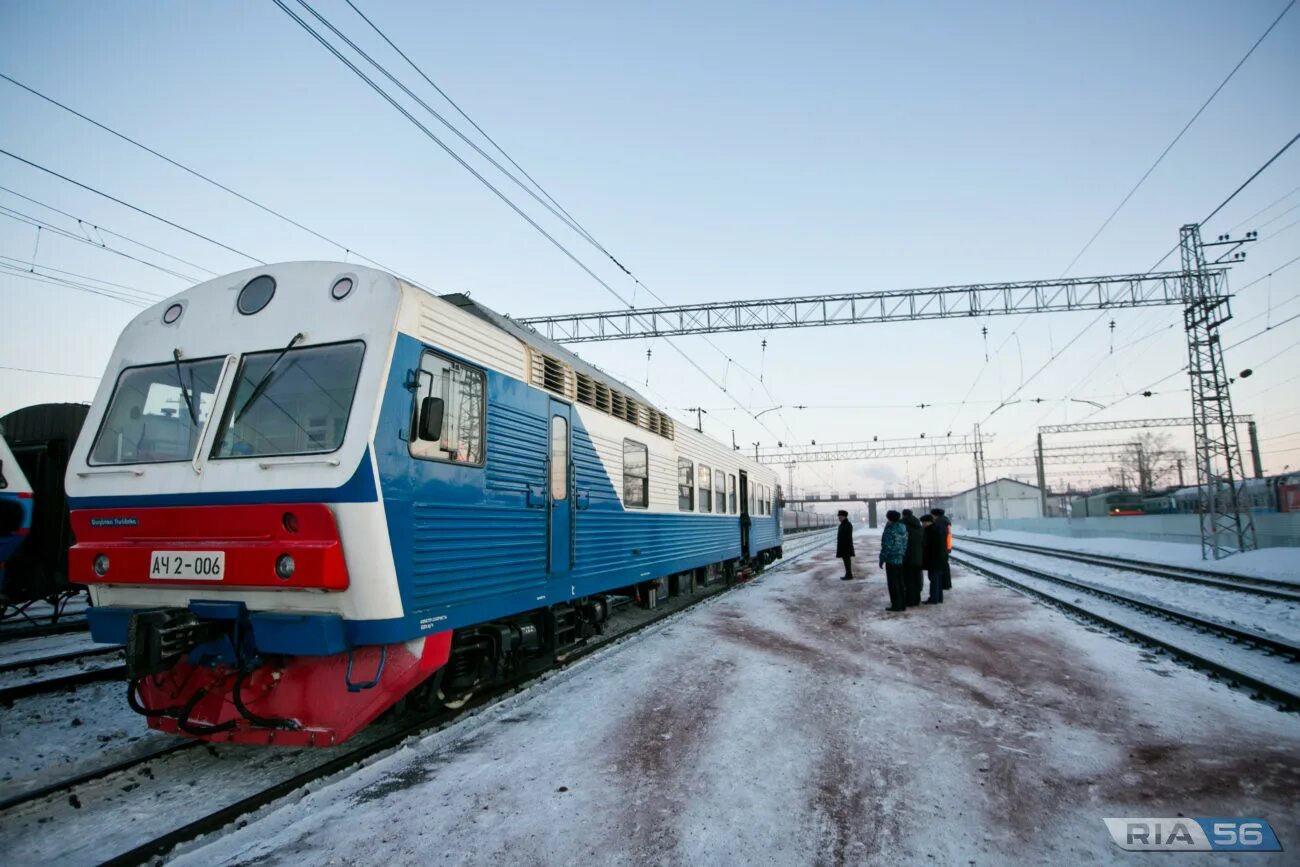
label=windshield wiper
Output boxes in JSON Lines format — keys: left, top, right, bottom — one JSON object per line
{"left": 234, "top": 333, "right": 304, "bottom": 423}
{"left": 172, "top": 349, "right": 199, "bottom": 425}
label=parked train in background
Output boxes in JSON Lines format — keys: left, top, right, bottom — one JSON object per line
{"left": 1069, "top": 490, "right": 1144, "bottom": 517}
{"left": 70, "top": 263, "right": 790, "bottom": 747}
{"left": 0, "top": 404, "right": 90, "bottom": 618}
{"left": 1142, "top": 473, "right": 1300, "bottom": 515}
{"left": 1071, "top": 474, "right": 1300, "bottom": 518}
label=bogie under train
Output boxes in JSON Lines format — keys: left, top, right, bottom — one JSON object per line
{"left": 71, "top": 263, "right": 785, "bottom": 745}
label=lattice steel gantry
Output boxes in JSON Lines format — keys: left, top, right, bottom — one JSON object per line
{"left": 1180, "top": 224, "right": 1257, "bottom": 559}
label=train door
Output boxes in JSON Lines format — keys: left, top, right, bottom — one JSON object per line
{"left": 548, "top": 400, "right": 573, "bottom": 575}
{"left": 738, "top": 470, "right": 751, "bottom": 557}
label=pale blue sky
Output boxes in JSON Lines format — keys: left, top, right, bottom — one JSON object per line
{"left": 1, "top": 0, "right": 1297, "bottom": 496}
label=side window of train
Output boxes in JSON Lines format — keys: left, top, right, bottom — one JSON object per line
{"left": 714, "top": 468, "right": 724, "bottom": 515}
{"left": 677, "top": 458, "right": 694, "bottom": 511}
{"left": 728, "top": 474, "right": 737, "bottom": 514}
{"left": 699, "top": 466, "right": 712, "bottom": 513}
{"left": 623, "top": 439, "right": 648, "bottom": 508}
{"left": 410, "top": 351, "right": 485, "bottom": 465}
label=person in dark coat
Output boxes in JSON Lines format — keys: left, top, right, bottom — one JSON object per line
{"left": 920, "top": 514, "right": 946, "bottom": 603}
{"left": 930, "top": 507, "right": 953, "bottom": 590}
{"left": 878, "top": 510, "right": 908, "bottom": 611}
{"left": 901, "top": 509, "right": 924, "bottom": 606}
{"left": 835, "top": 509, "right": 855, "bottom": 580}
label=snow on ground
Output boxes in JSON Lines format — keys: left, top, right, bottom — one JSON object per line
{"left": 167, "top": 537, "right": 1299, "bottom": 866}
{"left": 964, "top": 529, "right": 1300, "bottom": 583}
{"left": 0, "top": 679, "right": 169, "bottom": 802}
{"left": 0, "top": 631, "right": 101, "bottom": 668}
{"left": 956, "top": 538, "right": 1300, "bottom": 645}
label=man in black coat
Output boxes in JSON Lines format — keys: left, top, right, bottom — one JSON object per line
{"left": 930, "top": 507, "right": 953, "bottom": 590}
{"left": 920, "top": 514, "right": 946, "bottom": 603}
{"left": 901, "top": 509, "right": 924, "bottom": 606}
{"left": 836, "top": 509, "right": 855, "bottom": 580}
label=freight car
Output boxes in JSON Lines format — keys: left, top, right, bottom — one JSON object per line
{"left": 70, "top": 263, "right": 785, "bottom": 746}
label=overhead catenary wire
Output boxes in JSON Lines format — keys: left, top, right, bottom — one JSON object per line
{"left": 269, "top": 0, "right": 812, "bottom": 458}
{"left": 1058, "top": 0, "right": 1296, "bottom": 278}
{"left": 942, "top": 5, "right": 1296, "bottom": 441}
{"left": 0, "top": 185, "right": 217, "bottom": 277}
{"left": 0, "top": 148, "right": 264, "bottom": 265}
{"left": 0, "top": 72, "right": 424, "bottom": 288}
{"left": 0, "top": 206, "right": 201, "bottom": 284}
{"left": 296, "top": 0, "right": 805, "bottom": 446}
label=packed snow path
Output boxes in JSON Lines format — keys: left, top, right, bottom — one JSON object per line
{"left": 168, "top": 539, "right": 1298, "bottom": 866}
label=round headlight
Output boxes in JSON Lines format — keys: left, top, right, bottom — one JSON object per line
{"left": 93, "top": 554, "right": 110, "bottom": 577}
{"left": 275, "top": 554, "right": 296, "bottom": 580}
{"left": 237, "top": 275, "right": 276, "bottom": 315}
{"left": 162, "top": 303, "right": 184, "bottom": 324}
{"left": 330, "top": 277, "right": 354, "bottom": 300}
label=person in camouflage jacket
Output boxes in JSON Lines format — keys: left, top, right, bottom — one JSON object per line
{"left": 878, "top": 510, "right": 908, "bottom": 612}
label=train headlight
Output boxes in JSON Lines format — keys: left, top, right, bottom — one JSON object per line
{"left": 93, "top": 554, "right": 110, "bottom": 577}
{"left": 275, "top": 554, "right": 296, "bottom": 580}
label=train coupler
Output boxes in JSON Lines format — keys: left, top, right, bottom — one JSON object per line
{"left": 125, "top": 607, "right": 225, "bottom": 678}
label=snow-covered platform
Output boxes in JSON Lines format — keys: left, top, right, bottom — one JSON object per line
{"left": 171, "top": 540, "right": 1299, "bottom": 866}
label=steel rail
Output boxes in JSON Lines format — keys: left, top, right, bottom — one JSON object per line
{"left": 0, "top": 664, "right": 126, "bottom": 704}
{"left": 0, "top": 740, "right": 198, "bottom": 813}
{"left": 95, "top": 530, "right": 836, "bottom": 866}
{"left": 958, "top": 536, "right": 1300, "bottom": 601}
{"left": 0, "top": 619, "right": 89, "bottom": 644}
{"left": 954, "top": 548, "right": 1298, "bottom": 657}
{"left": 0, "top": 644, "right": 122, "bottom": 676}
{"left": 952, "top": 553, "right": 1300, "bottom": 710}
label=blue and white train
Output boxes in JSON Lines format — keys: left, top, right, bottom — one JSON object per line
{"left": 0, "top": 430, "right": 33, "bottom": 576}
{"left": 69, "top": 263, "right": 784, "bottom": 745}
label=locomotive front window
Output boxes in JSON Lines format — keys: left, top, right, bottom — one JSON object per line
{"left": 89, "top": 357, "right": 224, "bottom": 465}
{"left": 212, "top": 341, "right": 364, "bottom": 459}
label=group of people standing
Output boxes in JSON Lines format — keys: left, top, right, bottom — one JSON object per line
{"left": 835, "top": 507, "right": 952, "bottom": 612}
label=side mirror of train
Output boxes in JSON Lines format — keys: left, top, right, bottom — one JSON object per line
{"left": 418, "top": 396, "right": 445, "bottom": 442}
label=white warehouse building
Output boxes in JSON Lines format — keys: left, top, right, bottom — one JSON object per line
{"left": 941, "top": 478, "right": 1043, "bottom": 525}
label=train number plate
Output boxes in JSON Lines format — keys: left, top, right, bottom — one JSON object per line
{"left": 149, "top": 551, "right": 225, "bottom": 580}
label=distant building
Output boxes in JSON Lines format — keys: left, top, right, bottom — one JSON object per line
{"left": 939, "top": 478, "right": 1043, "bottom": 524}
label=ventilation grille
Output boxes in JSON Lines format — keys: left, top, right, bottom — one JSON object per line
{"left": 528, "top": 348, "right": 672, "bottom": 440}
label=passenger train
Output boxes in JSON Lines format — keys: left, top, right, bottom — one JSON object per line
{"left": 69, "top": 263, "right": 786, "bottom": 746}
{"left": 1, "top": 403, "right": 90, "bottom": 612}
{"left": 0, "top": 430, "right": 33, "bottom": 577}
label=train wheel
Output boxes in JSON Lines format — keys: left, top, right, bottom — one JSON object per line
{"left": 437, "top": 685, "right": 475, "bottom": 710}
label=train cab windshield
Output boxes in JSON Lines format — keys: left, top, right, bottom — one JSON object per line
{"left": 89, "top": 357, "right": 224, "bottom": 465}
{"left": 88, "top": 341, "right": 365, "bottom": 465}
{"left": 212, "top": 341, "right": 364, "bottom": 459}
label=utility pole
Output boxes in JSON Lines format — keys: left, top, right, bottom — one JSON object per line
{"left": 1035, "top": 432, "right": 1047, "bottom": 517}
{"left": 687, "top": 406, "right": 707, "bottom": 433}
{"left": 1176, "top": 457, "right": 1185, "bottom": 488}
{"left": 1248, "top": 420, "right": 1263, "bottom": 479}
{"left": 973, "top": 423, "right": 991, "bottom": 533}
{"left": 784, "top": 461, "right": 796, "bottom": 500}
{"left": 1181, "top": 224, "right": 1257, "bottom": 558}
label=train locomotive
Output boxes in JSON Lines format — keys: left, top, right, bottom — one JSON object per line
{"left": 69, "top": 263, "right": 784, "bottom": 746}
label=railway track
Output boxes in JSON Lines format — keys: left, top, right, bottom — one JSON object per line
{"left": 1, "top": 529, "right": 836, "bottom": 866}
{"left": 958, "top": 535, "right": 1300, "bottom": 602}
{"left": 952, "top": 548, "right": 1300, "bottom": 711}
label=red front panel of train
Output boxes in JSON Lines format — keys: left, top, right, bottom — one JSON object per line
{"left": 70, "top": 503, "right": 349, "bottom": 590}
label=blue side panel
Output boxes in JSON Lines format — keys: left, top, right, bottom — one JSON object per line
{"left": 0, "top": 492, "right": 32, "bottom": 566}
{"left": 372, "top": 333, "right": 777, "bottom": 641}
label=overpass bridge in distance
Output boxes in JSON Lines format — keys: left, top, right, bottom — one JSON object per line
{"left": 787, "top": 491, "right": 957, "bottom": 528}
